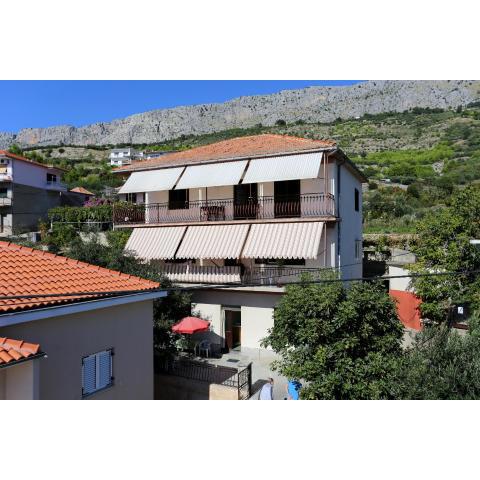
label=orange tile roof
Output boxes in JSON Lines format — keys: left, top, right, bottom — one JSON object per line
{"left": 0, "top": 241, "right": 160, "bottom": 313}
{"left": 115, "top": 134, "right": 337, "bottom": 172}
{"left": 0, "top": 337, "right": 44, "bottom": 367}
{"left": 70, "top": 186, "right": 94, "bottom": 195}
{"left": 0, "top": 150, "right": 66, "bottom": 172}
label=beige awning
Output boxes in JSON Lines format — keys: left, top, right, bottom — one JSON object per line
{"left": 242, "top": 222, "right": 324, "bottom": 259}
{"left": 119, "top": 167, "right": 185, "bottom": 194}
{"left": 125, "top": 226, "right": 186, "bottom": 260}
{"left": 176, "top": 224, "right": 250, "bottom": 259}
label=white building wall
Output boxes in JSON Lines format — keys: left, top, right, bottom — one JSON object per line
{"left": 388, "top": 265, "right": 412, "bottom": 291}
{"left": 12, "top": 159, "right": 63, "bottom": 190}
{"left": 241, "top": 306, "right": 274, "bottom": 349}
{"left": 337, "top": 163, "right": 363, "bottom": 280}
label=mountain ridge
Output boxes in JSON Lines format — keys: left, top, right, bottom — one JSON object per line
{"left": 1, "top": 80, "right": 479, "bottom": 149}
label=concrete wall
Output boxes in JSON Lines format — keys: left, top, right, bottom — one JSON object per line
{"left": 11, "top": 183, "right": 65, "bottom": 233}
{"left": 0, "top": 360, "right": 40, "bottom": 400}
{"left": 337, "top": 162, "right": 363, "bottom": 280}
{"left": 155, "top": 373, "right": 238, "bottom": 400}
{"left": 192, "top": 289, "right": 281, "bottom": 351}
{"left": 0, "top": 300, "right": 154, "bottom": 400}
{"left": 388, "top": 265, "right": 412, "bottom": 291}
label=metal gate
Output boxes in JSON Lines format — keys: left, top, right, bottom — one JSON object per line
{"left": 237, "top": 362, "right": 252, "bottom": 400}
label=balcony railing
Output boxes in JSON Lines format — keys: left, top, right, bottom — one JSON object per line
{"left": 157, "top": 264, "right": 327, "bottom": 285}
{"left": 46, "top": 180, "right": 67, "bottom": 190}
{"left": 113, "top": 193, "right": 335, "bottom": 226}
{"left": 0, "top": 174, "right": 12, "bottom": 182}
{"left": 0, "top": 197, "right": 12, "bottom": 206}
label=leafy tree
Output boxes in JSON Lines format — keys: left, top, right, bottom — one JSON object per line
{"left": 262, "top": 274, "right": 403, "bottom": 399}
{"left": 394, "top": 318, "right": 480, "bottom": 399}
{"left": 411, "top": 186, "right": 480, "bottom": 323}
{"left": 8, "top": 144, "right": 23, "bottom": 155}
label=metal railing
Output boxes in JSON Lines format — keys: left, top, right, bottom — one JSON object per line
{"left": 113, "top": 193, "right": 335, "bottom": 226}
{"left": 157, "top": 264, "right": 327, "bottom": 285}
{"left": 0, "top": 197, "right": 12, "bottom": 206}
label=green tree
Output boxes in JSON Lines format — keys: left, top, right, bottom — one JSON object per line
{"left": 262, "top": 274, "right": 403, "bottom": 399}
{"left": 411, "top": 186, "right": 480, "bottom": 323}
{"left": 394, "top": 318, "right": 480, "bottom": 399}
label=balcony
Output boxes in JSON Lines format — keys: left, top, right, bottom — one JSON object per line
{"left": 157, "top": 264, "right": 327, "bottom": 285}
{"left": 0, "top": 174, "right": 12, "bottom": 182}
{"left": 0, "top": 197, "right": 12, "bottom": 206}
{"left": 45, "top": 180, "right": 67, "bottom": 191}
{"left": 113, "top": 193, "right": 336, "bottom": 227}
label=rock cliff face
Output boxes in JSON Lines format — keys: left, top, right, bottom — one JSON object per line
{"left": 1, "top": 80, "right": 479, "bottom": 148}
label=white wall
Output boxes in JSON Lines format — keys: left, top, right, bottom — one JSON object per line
{"left": 241, "top": 306, "right": 274, "bottom": 349}
{"left": 12, "top": 159, "right": 63, "bottom": 190}
{"left": 388, "top": 265, "right": 412, "bottom": 291}
{"left": 337, "top": 163, "right": 363, "bottom": 280}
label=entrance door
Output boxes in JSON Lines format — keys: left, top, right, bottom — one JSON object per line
{"left": 224, "top": 309, "right": 241, "bottom": 350}
{"left": 234, "top": 183, "right": 258, "bottom": 219}
{"left": 274, "top": 180, "right": 300, "bottom": 218}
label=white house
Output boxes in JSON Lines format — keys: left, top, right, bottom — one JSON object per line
{"left": 0, "top": 150, "right": 67, "bottom": 236}
{"left": 113, "top": 134, "right": 366, "bottom": 354}
{"left": 109, "top": 147, "right": 143, "bottom": 166}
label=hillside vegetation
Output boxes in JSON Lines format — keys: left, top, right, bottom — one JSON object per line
{"left": 10, "top": 102, "right": 480, "bottom": 232}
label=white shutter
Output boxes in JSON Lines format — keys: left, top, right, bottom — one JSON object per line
{"left": 82, "top": 355, "right": 96, "bottom": 395}
{"left": 97, "top": 350, "right": 112, "bottom": 390}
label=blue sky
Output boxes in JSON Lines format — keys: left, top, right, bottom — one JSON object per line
{"left": 0, "top": 80, "right": 362, "bottom": 132}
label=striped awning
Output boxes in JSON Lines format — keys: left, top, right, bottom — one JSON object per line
{"left": 242, "top": 222, "right": 324, "bottom": 259}
{"left": 119, "top": 167, "right": 185, "bottom": 194}
{"left": 242, "top": 152, "right": 323, "bottom": 184}
{"left": 176, "top": 224, "right": 250, "bottom": 259}
{"left": 175, "top": 160, "right": 248, "bottom": 190}
{"left": 125, "top": 226, "right": 187, "bottom": 260}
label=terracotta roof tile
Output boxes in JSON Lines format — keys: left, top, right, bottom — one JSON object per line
{"left": 115, "top": 134, "right": 336, "bottom": 172}
{"left": 70, "top": 186, "right": 94, "bottom": 195}
{"left": 0, "top": 241, "right": 160, "bottom": 313}
{"left": 0, "top": 150, "right": 66, "bottom": 172}
{"left": 0, "top": 337, "right": 43, "bottom": 367}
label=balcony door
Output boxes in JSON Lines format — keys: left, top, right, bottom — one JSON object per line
{"left": 274, "top": 180, "right": 300, "bottom": 218}
{"left": 234, "top": 183, "right": 258, "bottom": 219}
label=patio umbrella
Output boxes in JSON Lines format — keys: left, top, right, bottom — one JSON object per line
{"left": 172, "top": 316, "right": 210, "bottom": 334}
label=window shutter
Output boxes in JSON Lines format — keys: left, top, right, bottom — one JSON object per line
{"left": 97, "top": 350, "right": 112, "bottom": 390}
{"left": 82, "top": 355, "right": 96, "bottom": 395}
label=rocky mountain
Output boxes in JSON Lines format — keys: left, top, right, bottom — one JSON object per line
{"left": 1, "top": 80, "right": 479, "bottom": 149}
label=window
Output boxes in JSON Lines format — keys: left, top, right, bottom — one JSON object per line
{"left": 0, "top": 214, "right": 7, "bottom": 233}
{"left": 355, "top": 239, "right": 362, "bottom": 260}
{"left": 46, "top": 173, "right": 57, "bottom": 183}
{"left": 354, "top": 188, "right": 360, "bottom": 212}
{"left": 0, "top": 188, "right": 8, "bottom": 198}
{"left": 126, "top": 192, "right": 137, "bottom": 203}
{"left": 82, "top": 349, "right": 113, "bottom": 397}
{"left": 169, "top": 189, "right": 189, "bottom": 210}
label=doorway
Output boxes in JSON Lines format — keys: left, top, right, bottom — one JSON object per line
{"left": 234, "top": 183, "right": 258, "bottom": 219}
{"left": 274, "top": 179, "right": 300, "bottom": 218}
{"left": 223, "top": 308, "right": 241, "bottom": 351}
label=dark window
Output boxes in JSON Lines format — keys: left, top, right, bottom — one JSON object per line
{"left": 274, "top": 180, "right": 301, "bottom": 218}
{"left": 234, "top": 183, "right": 258, "bottom": 219}
{"left": 0, "top": 188, "right": 8, "bottom": 198}
{"left": 169, "top": 189, "right": 189, "bottom": 210}
{"left": 354, "top": 188, "right": 360, "bottom": 212}
{"left": 126, "top": 192, "right": 137, "bottom": 203}
{"left": 46, "top": 173, "right": 57, "bottom": 183}
{"left": 254, "top": 258, "right": 306, "bottom": 266}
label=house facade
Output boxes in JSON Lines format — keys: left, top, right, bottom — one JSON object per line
{"left": 0, "top": 151, "right": 67, "bottom": 236}
{"left": 114, "top": 134, "right": 366, "bottom": 354}
{"left": 109, "top": 147, "right": 143, "bottom": 166}
{"left": 0, "top": 241, "right": 166, "bottom": 399}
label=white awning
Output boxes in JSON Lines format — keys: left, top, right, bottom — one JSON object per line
{"left": 242, "top": 222, "right": 324, "bottom": 259}
{"left": 175, "top": 160, "right": 248, "bottom": 190}
{"left": 242, "top": 152, "right": 323, "bottom": 184}
{"left": 125, "top": 226, "right": 186, "bottom": 260}
{"left": 118, "top": 167, "right": 185, "bottom": 194}
{"left": 176, "top": 224, "right": 250, "bottom": 259}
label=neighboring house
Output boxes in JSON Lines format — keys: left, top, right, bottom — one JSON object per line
{"left": 113, "top": 134, "right": 366, "bottom": 354}
{"left": 144, "top": 151, "right": 175, "bottom": 160}
{"left": 386, "top": 248, "right": 422, "bottom": 331}
{"left": 69, "top": 186, "right": 95, "bottom": 206}
{"left": 109, "top": 147, "right": 143, "bottom": 166}
{"left": 0, "top": 150, "right": 67, "bottom": 236}
{"left": 0, "top": 241, "right": 166, "bottom": 399}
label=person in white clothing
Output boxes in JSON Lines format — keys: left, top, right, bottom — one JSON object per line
{"left": 258, "top": 378, "right": 274, "bottom": 400}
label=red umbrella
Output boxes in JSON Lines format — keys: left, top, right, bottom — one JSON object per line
{"left": 172, "top": 316, "right": 210, "bottom": 334}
